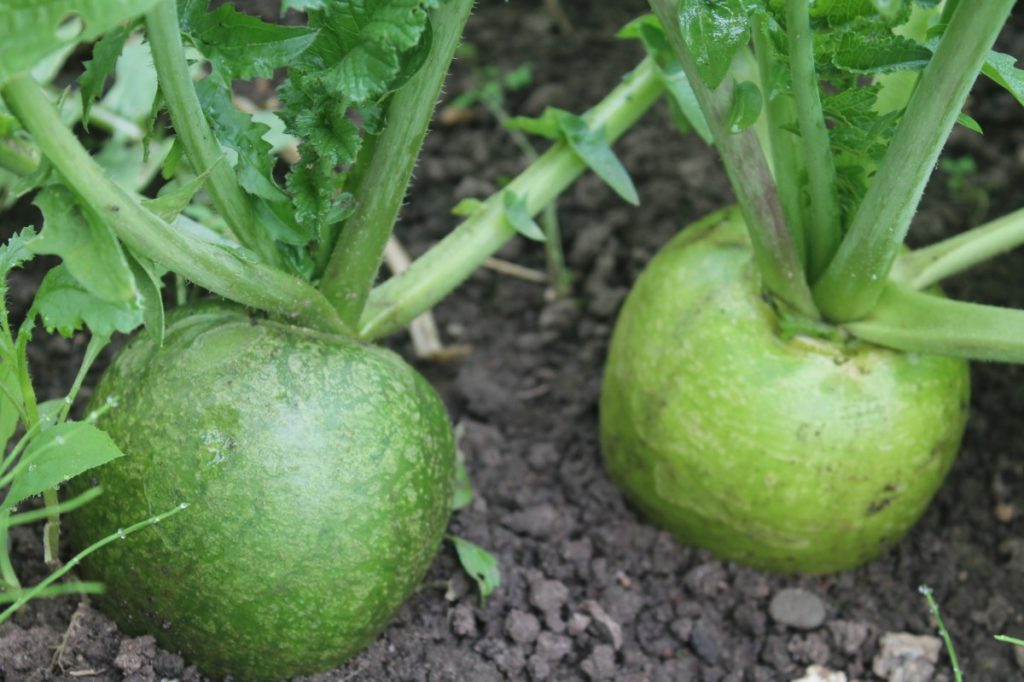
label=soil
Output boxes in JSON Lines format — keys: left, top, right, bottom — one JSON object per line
{"left": 3, "top": 2, "right": 1024, "bottom": 681}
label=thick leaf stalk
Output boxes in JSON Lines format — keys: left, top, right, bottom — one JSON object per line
{"left": 649, "top": 0, "right": 817, "bottom": 318}
{"left": 319, "top": 0, "right": 475, "bottom": 326}
{"left": 847, "top": 284, "right": 1024, "bottom": 363}
{"left": 785, "top": 0, "right": 840, "bottom": 280}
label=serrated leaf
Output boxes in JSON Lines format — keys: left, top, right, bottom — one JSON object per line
{"left": 0, "top": 0, "right": 162, "bottom": 86}
{"left": 502, "top": 191, "right": 544, "bottom": 242}
{"left": 451, "top": 197, "right": 485, "bottom": 217}
{"left": 557, "top": 112, "right": 639, "bottom": 206}
{"left": 677, "top": 0, "right": 756, "bottom": 89}
{"left": 284, "top": 90, "right": 362, "bottom": 169}
{"left": 448, "top": 535, "right": 500, "bottom": 605}
{"left": 195, "top": 78, "right": 288, "bottom": 202}
{"left": 3, "top": 422, "right": 125, "bottom": 510}
{"left": 126, "top": 253, "right": 164, "bottom": 346}
{"left": 33, "top": 265, "right": 142, "bottom": 338}
{"left": 823, "top": 84, "right": 899, "bottom": 221}
{"left": 286, "top": 157, "right": 335, "bottom": 230}
{"left": 0, "top": 226, "right": 37, "bottom": 278}
{"left": 830, "top": 20, "right": 932, "bottom": 74}
{"left": 179, "top": 0, "right": 317, "bottom": 84}
{"left": 29, "top": 186, "right": 138, "bottom": 304}
{"left": 982, "top": 51, "right": 1024, "bottom": 109}
{"left": 306, "top": 0, "right": 432, "bottom": 102}
{"left": 80, "top": 24, "right": 132, "bottom": 127}
{"left": 726, "top": 80, "right": 762, "bottom": 134}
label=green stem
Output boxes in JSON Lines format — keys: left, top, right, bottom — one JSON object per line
{"left": 650, "top": 0, "right": 816, "bottom": 317}
{"left": 1, "top": 73, "right": 349, "bottom": 335}
{"left": 319, "top": 0, "right": 475, "bottom": 326}
{"left": 57, "top": 334, "right": 108, "bottom": 423}
{"left": 786, "top": 0, "right": 840, "bottom": 280}
{"left": 0, "top": 582, "right": 104, "bottom": 606}
{"left": 752, "top": 17, "right": 806, "bottom": 270}
{"left": 812, "top": 0, "right": 1015, "bottom": 322}
{"left": 146, "top": 0, "right": 281, "bottom": 269}
{"left": 0, "top": 502, "right": 187, "bottom": 622}
{"left": 359, "top": 58, "right": 664, "bottom": 339}
{"left": 42, "top": 490, "right": 60, "bottom": 565}
{"left": 846, "top": 284, "right": 1024, "bottom": 363}
{"left": 919, "top": 586, "right": 963, "bottom": 682}
{"left": 7, "top": 487, "right": 102, "bottom": 527}
{"left": 0, "top": 515, "right": 19, "bottom": 589}
{"left": 540, "top": 204, "right": 572, "bottom": 296}
{"left": 9, "top": 314, "right": 58, "bottom": 564}
{"left": 893, "top": 207, "right": 1024, "bottom": 289}
{"left": 0, "top": 141, "right": 38, "bottom": 176}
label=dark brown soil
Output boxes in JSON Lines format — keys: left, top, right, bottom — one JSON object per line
{"left": 3, "top": 2, "right": 1024, "bottom": 681}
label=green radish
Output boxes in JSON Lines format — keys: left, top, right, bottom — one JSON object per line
{"left": 65, "top": 305, "right": 454, "bottom": 680}
{"left": 600, "top": 0, "right": 1024, "bottom": 573}
{"left": 601, "top": 209, "right": 968, "bottom": 573}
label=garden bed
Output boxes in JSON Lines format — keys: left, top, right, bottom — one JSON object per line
{"left": 2, "top": 1, "right": 1023, "bottom": 680}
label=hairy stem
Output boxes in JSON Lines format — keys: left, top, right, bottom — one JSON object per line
{"left": 146, "top": 0, "right": 282, "bottom": 268}
{"left": 786, "top": 0, "right": 840, "bottom": 280}
{"left": 650, "top": 0, "right": 816, "bottom": 317}
{"left": 320, "top": 0, "right": 475, "bottom": 325}
{"left": 812, "top": 0, "right": 1015, "bottom": 321}
{"left": 893, "top": 207, "right": 1024, "bottom": 289}
{"left": 1, "top": 73, "right": 349, "bottom": 335}
{"left": 359, "top": 58, "right": 664, "bottom": 339}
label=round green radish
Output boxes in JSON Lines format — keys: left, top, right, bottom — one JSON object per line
{"left": 65, "top": 304, "right": 454, "bottom": 680}
{"left": 600, "top": 208, "right": 970, "bottom": 574}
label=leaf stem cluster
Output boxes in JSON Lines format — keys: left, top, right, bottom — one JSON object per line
{"left": 648, "top": 0, "right": 1024, "bottom": 361}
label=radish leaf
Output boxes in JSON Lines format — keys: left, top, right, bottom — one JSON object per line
{"left": 983, "top": 51, "right": 1024, "bottom": 108}
{"left": 448, "top": 535, "right": 500, "bottom": 605}
{"left": 0, "top": 0, "right": 162, "bottom": 86}
{"left": 33, "top": 265, "right": 142, "bottom": 338}
{"left": 179, "top": 0, "right": 317, "bottom": 85}
{"left": 557, "top": 112, "right": 639, "bottom": 206}
{"left": 3, "top": 422, "right": 125, "bottom": 511}
{"left": 80, "top": 24, "right": 133, "bottom": 127}
{"left": 677, "top": 0, "right": 756, "bottom": 89}
{"left": 30, "top": 186, "right": 138, "bottom": 304}
{"left": 503, "top": 191, "right": 544, "bottom": 242}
